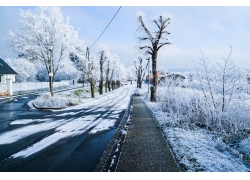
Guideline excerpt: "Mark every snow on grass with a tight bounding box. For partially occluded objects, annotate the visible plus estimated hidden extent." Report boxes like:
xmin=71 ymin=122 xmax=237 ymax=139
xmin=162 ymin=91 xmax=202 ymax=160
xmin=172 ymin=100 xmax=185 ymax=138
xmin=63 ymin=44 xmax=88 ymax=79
xmin=166 ymin=127 xmax=248 ymax=172
xmin=144 ymin=98 xmax=250 ymax=171
xmin=137 ymin=81 xmax=250 ymax=172
xmin=89 ymin=118 xmax=116 ymax=134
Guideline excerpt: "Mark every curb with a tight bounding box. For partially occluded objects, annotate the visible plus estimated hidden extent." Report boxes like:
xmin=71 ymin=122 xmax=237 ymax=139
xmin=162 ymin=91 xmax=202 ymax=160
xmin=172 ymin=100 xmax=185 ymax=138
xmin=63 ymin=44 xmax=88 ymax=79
xmin=32 ymin=102 xmax=66 ymax=110
xmin=94 ymin=94 xmax=133 ymax=172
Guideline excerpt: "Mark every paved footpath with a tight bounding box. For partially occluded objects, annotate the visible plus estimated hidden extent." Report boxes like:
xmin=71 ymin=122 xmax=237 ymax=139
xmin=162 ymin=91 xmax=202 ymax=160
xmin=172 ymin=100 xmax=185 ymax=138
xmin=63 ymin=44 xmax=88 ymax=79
xmin=115 ymin=95 xmax=180 ymax=172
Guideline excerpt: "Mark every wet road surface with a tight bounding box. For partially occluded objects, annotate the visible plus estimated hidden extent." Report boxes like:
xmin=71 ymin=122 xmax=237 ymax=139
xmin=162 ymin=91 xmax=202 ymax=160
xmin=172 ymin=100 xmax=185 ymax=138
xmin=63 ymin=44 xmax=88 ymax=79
xmin=0 ymin=87 xmax=133 ymax=171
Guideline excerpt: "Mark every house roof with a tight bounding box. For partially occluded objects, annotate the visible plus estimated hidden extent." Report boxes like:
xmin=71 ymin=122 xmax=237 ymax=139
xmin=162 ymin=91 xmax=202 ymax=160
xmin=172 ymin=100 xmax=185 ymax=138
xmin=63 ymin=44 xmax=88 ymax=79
xmin=159 ymin=72 xmax=187 ymax=79
xmin=0 ymin=58 xmax=17 ymax=75
xmin=146 ymin=72 xmax=162 ymax=79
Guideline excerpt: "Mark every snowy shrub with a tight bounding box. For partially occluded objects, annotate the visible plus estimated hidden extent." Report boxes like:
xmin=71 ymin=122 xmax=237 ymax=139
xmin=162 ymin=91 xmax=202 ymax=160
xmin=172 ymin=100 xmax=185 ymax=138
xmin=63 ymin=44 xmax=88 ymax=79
xmin=239 ymin=135 xmax=250 ymax=162
xmin=156 ymin=47 xmax=250 ymax=148
xmin=33 ymin=93 xmax=81 ymax=108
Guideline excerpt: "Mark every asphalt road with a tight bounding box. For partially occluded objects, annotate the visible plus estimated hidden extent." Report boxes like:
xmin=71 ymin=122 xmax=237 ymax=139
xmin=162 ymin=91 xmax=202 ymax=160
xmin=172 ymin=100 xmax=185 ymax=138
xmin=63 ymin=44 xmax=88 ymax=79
xmin=0 ymin=87 xmax=132 ymax=172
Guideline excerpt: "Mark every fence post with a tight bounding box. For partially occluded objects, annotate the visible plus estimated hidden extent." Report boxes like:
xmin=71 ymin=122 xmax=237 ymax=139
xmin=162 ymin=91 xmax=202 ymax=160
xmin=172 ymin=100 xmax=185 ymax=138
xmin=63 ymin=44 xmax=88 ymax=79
xmin=7 ymin=79 xmax=13 ymax=96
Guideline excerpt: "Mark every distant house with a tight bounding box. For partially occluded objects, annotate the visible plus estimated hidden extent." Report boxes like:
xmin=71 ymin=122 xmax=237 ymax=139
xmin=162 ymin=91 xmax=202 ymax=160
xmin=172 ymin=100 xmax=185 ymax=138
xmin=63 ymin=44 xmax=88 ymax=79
xmin=146 ymin=72 xmax=162 ymax=84
xmin=158 ymin=73 xmax=188 ymax=86
xmin=0 ymin=58 xmax=17 ymax=83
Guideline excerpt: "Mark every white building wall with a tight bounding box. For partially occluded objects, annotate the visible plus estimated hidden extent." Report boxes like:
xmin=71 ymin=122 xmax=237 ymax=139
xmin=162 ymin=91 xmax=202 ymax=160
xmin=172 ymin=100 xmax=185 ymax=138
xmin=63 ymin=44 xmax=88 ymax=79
xmin=6 ymin=74 xmax=16 ymax=82
xmin=0 ymin=74 xmax=16 ymax=83
xmin=0 ymin=75 xmax=6 ymax=83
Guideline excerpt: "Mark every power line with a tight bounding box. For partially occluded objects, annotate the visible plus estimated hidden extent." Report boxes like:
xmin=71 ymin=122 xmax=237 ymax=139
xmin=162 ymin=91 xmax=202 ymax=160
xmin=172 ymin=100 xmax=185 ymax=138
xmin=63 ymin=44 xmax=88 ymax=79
xmin=89 ymin=6 xmax=122 ymax=49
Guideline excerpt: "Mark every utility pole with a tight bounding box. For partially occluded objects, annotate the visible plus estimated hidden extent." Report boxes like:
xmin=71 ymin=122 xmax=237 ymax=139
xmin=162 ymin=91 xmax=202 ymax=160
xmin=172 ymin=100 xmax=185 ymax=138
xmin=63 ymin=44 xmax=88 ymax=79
xmin=48 ymin=45 xmax=54 ymax=96
xmin=147 ymin=57 xmax=150 ymax=93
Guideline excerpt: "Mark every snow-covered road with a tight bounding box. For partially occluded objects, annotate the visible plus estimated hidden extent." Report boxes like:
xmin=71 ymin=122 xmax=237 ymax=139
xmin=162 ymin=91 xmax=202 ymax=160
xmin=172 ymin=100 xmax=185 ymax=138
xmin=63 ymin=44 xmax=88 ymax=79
xmin=0 ymin=85 xmax=135 ymax=171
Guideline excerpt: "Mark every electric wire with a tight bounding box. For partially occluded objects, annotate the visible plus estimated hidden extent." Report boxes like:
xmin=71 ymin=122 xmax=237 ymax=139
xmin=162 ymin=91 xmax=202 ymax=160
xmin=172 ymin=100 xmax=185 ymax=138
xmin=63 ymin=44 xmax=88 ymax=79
xmin=89 ymin=6 xmax=122 ymax=49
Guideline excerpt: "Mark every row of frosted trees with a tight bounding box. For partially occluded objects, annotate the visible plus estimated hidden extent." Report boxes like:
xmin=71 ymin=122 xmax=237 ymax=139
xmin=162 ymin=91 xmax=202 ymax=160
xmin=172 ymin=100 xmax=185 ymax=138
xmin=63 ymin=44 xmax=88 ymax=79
xmin=7 ymin=6 xmax=133 ymax=98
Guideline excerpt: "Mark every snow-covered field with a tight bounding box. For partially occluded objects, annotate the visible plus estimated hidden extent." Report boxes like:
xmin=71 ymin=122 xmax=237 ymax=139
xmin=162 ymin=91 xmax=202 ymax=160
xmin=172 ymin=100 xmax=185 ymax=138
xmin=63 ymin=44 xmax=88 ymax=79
xmin=138 ymin=83 xmax=250 ymax=172
xmin=0 ymin=85 xmax=135 ymax=160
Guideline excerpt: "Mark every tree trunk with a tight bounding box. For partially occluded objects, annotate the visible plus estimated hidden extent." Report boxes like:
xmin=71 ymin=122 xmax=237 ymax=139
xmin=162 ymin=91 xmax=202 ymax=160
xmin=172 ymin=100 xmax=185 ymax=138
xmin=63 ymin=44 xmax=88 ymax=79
xmin=49 ymin=76 xmax=54 ymax=96
xmin=111 ymin=81 xmax=114 ymax=90
xmin=151 ymin=51 xmax=158 ymax=102
xmin=139 ymin=81 xmax=142 ymax=88
xmin=117 ymin=80 xmax=120 ymax=88
xmin=99 ymin=60 xmax=104 ymax=95
xmin=150 ymin=86 xmax=156 ymax=102
xmin=90 ymin=83 xmax=95 ymax=98
xmin=108 ymin=80 xmax=111 ymax=92
xmin=99 ymin=81 xmax=103 ymax=95
xmin=105 ymin=82 xmax=107 ymax=93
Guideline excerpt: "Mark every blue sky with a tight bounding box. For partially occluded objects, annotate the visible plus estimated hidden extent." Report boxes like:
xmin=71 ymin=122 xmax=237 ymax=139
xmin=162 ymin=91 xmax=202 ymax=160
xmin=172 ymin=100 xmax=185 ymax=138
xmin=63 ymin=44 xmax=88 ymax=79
xmin=1 ymin=1 xmax=250 ymax=71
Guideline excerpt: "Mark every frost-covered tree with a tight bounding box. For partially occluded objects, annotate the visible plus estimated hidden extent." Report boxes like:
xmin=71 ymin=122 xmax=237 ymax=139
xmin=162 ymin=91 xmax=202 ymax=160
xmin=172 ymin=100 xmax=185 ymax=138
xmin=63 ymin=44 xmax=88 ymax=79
xmin=126 ymin=68 xmax=135 ymax=84
xmin=97 ymin=44 xmax=109 ymax=95
xmin=134 ymin=56 xmax=149 ymax=88
xmin=136 ymin=11 xmax=171 ymax=101
xmin=103 ymin=52 xmax=120 ymax=92
xmin=127 ymin=65 xmax=137 ymax=81
xmin=53 ymin=61 xmax=80 ymax=82
xmin=8 ymin=6 xmax=84 ymax=96
xmin=69 ymin=48 xmax=89 ymax=87
xmin=84 ymin=48 xmax=100 ymax=98
xmin=113 ymin=62 xmax=127 ymax=89
xmin=4 ymin=58 xmax=38 ymax=82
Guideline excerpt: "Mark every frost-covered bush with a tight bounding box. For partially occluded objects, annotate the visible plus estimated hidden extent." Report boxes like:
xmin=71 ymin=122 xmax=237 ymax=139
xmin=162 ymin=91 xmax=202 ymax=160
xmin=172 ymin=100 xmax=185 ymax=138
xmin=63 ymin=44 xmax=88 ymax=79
xmin=239 ymin=135 xmax=250 ymax=161
xmin=33 ymin=93 xmax=80 ymax=108
xmin=157 ymin=47 xmax=250 ymax=145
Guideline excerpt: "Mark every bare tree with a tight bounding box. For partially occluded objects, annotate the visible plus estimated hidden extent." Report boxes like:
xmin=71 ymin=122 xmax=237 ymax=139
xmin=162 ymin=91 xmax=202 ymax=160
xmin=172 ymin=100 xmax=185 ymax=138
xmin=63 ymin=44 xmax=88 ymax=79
xmin=194 ymin=46 xmax=247 ymax=129
xmin=136 ymin=11 xmax=171 ymax=101
xmin=134 ymin=56 xmax=149 ymax=88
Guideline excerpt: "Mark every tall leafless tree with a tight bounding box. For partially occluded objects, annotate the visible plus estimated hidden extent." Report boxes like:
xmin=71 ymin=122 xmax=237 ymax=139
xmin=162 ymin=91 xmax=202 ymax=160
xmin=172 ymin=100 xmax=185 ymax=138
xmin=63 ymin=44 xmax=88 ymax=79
xmin=134 ymin=56 xmax=149 ymax=88
xmin=136 ymin=12 xmax=171 ymax=101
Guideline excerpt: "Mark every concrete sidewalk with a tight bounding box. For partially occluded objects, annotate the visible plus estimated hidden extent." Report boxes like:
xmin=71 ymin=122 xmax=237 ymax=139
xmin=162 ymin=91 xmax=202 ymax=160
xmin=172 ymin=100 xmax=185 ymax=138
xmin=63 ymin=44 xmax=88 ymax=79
xmin=115 ymin=95 xmax=180 ymax=172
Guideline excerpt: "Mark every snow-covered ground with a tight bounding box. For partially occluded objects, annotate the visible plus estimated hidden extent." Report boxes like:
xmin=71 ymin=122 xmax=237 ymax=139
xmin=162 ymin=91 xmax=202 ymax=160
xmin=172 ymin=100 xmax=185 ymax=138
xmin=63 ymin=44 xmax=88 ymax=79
xmin=138 ymin=83 xmax=250 ymax=172
xmin=0 ymin=84 xmax=135 ymax=159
